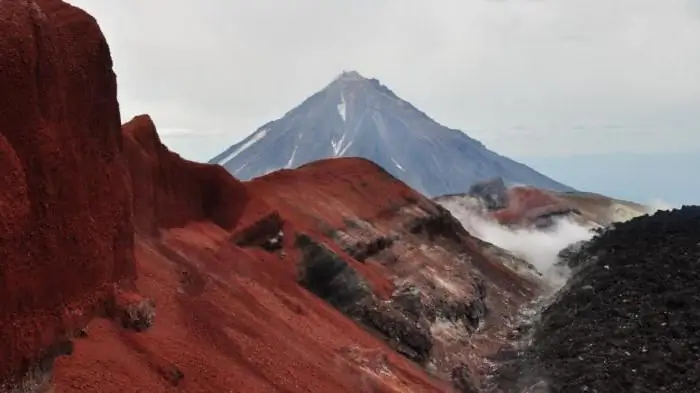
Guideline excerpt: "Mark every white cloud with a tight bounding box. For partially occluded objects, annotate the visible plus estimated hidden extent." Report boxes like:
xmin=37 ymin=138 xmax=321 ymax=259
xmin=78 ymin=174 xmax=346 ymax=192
xmin=446 ymin=205 xmax=596 ymax=287
xmin=69 ymin=0 xmax=700 ymax=161
xmin=646 ymin=198 xmax=677 ymax=212
xmin=157 ymin=128 xmax=224 ymax=137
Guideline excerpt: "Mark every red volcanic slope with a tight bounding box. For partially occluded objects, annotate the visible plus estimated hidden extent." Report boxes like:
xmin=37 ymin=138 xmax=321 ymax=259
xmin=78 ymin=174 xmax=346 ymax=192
xmin=0 ymin=0 xmax=137 ymax=383
xmin=247 ymin=159 xmax=428 ymax=298
xmin=491 ymin=186 xmax=567 ymax=225
xmin=52 ymin=116 xmax=454 ymax=393
xmin=488 ymin=186 xmax=648 ymax=228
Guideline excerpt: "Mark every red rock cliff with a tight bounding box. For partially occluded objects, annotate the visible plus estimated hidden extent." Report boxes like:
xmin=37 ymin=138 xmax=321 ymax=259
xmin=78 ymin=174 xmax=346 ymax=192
xmin=0 ymin=0 xmax=136 ymax=384
xmin=122 ymin=115 xmax=249 ymax=234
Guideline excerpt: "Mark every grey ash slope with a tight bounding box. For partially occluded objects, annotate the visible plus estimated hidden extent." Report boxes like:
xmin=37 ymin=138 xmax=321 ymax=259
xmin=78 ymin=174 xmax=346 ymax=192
xmin=210 ymin=71 xmax=573 ymax=196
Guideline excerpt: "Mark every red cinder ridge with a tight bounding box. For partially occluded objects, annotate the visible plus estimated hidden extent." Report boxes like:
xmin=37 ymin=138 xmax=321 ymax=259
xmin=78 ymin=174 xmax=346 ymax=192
xmin=122 ymin=114 xmax=249 ymax=234
xmin=491 ymin=186 xmax=567 ymax=225
xmin=53 ymin=117 xmax=457 ymax=393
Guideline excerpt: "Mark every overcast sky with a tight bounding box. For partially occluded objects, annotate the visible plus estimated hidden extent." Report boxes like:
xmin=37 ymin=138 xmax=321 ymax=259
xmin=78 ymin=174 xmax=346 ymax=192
xmin=70 ymin=0 xmax=700 ymax=163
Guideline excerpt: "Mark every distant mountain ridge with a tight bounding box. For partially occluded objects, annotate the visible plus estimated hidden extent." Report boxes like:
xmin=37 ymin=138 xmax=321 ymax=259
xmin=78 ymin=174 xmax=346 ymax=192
xmin=210 ymin=70 xmax=574 ymax=196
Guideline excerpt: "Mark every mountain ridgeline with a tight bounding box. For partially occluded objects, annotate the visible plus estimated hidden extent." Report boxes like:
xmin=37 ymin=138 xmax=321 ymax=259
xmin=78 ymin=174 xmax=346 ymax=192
xmin=210 ymin=71 xmax=573 ymax=196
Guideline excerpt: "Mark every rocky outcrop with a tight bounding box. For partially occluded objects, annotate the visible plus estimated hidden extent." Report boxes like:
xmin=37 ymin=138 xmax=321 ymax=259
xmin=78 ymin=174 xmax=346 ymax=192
xmin=341 ymin=232 xmax=396 ymax=262
xmin=468 ymin=178 xmax=508 ymax=211
xmin=295 ymin=232 xmax=495 ymax=367
xmin=122 ymin=115 xmax=248 ymax=234
xmin=231 ymin=211 xmax=284 ymax=251
xmin=0 ymin=0 xmax=147 ymax=387
xmin=404 ymin=203 xmax=469 ymax=244
xmin=296 ymin=234 xmax=434 ymax=363
xmin=296 ymin=233 xmax=373 ymax=312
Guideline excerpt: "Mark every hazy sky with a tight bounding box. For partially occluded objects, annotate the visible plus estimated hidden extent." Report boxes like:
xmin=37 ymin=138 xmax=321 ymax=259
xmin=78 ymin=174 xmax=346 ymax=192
xmin=70 ymin=0 xmax=700 ymax=163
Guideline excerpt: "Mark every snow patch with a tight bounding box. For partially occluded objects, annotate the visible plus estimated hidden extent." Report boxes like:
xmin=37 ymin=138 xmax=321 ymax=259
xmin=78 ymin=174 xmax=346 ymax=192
xmin=391 ymin=157 xmax=405 ymax=171
xmin=337 ymin=93 xmax=347 ymax=123
xmin=339 ymin=141 xmax=353 ymax=156
xmin=217 ymin=128 xmax=268 ymax=165
xmin=234 ymin=162 xmax=249 ymax=175
xmin=286 ymin=146 xmax=298 ymax=168
xmin=331 ymin=133 xmax=351 ymax=157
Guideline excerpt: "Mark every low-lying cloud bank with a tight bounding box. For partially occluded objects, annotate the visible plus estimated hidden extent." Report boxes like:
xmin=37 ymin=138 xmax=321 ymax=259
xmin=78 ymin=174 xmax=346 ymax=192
xmin=444 ymin=204 xmax=596 ymax=285
xmin=468 ymin=216 xmax=593 ymax=274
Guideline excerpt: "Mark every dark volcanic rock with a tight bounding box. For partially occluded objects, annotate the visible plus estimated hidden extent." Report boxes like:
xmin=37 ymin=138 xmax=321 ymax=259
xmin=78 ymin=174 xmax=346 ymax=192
xmin=497 ymin=206 xmax=700 ymax=393
xmin=405 ymin=203 xmax=469 ymax=244
xmin=341 ymin=234 xmax=396 ymax=262
xmin=232 ymin=211 xmax=284 ymax=251
xmin=295 ymin=234 xmax=372 ymax=311
xmin=435 ymin=280 xmax=488 ymax=331
xmin=451 ymin=363 xmax=480 ymax=393
xmin=468 ymin=178 xmax=509 ymax=211
xmin=295 ymin=234 xmax=434 ymax=363
xmin=355 ymin=302 xmax=434 ymax=364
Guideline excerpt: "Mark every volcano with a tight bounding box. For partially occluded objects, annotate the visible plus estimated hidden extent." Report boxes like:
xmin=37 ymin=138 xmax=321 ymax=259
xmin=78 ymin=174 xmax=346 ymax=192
xmin=209 ymin=71 xmax=573 ymax=197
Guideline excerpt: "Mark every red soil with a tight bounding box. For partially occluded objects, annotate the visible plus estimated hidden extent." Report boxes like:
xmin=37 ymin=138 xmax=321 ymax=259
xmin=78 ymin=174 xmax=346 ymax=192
xmin=491 ymin=186 xmax=568 ymax=225
xmin=52 ymin=117 xmax=454 ymax=392
xmin=0 ymin=0 xmax=136 ymax=382
xmin=247 ymin=160 xmax=427 ymax=298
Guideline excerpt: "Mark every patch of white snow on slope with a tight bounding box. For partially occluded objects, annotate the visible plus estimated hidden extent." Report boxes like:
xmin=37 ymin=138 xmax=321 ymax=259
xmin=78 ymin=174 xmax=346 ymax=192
xmin=286 ymin=146 xmax=298 ymax=168
xmin=332 ymin=133 xmax=352 ymax=157
xmin=338 ymin=140 xmax=353 ymax=156
xmin=217 ymin=128 xmax=268 ymax=165
xmin=337 ymin=93 xmax=347 ymax=122
xmin=391 ymin=157 xmax=406 ymax=171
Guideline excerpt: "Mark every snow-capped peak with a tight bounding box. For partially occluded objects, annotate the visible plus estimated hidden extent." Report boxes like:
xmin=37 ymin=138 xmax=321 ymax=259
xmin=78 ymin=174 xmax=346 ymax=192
xmin=333 ymin=70 xmax=365 ymax=83
xmin=210 ymin=72 xmax=574 ymax=197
